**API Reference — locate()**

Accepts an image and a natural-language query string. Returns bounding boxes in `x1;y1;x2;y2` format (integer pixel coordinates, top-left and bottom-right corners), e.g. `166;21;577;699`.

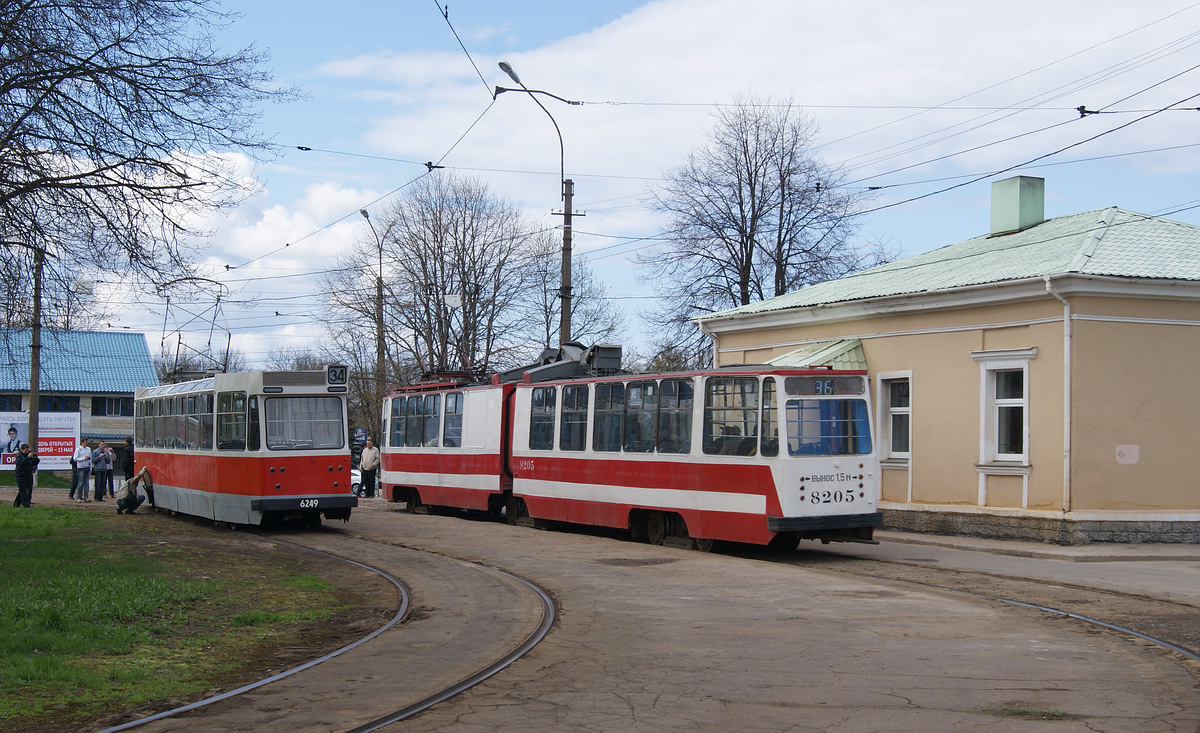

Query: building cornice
697;274;1200;336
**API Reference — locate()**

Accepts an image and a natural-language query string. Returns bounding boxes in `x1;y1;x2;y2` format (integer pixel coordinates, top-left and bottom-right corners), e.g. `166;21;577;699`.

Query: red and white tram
381;349;880;549
134;366;357;526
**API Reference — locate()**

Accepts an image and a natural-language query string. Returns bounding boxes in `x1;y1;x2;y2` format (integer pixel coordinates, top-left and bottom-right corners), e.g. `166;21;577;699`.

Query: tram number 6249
299;499;320;509
810;490;854;504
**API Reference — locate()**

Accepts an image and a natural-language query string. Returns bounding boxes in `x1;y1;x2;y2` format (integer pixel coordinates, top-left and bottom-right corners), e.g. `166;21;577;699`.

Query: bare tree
642;94;886;366
324;173;534;378
264;345;330;372
519;230;626;349
0;0;288;440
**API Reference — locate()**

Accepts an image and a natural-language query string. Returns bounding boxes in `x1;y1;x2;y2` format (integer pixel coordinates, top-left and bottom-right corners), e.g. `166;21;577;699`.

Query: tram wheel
504;494;527;525
403;488;420;514
693;537;715;553
645;511;666;545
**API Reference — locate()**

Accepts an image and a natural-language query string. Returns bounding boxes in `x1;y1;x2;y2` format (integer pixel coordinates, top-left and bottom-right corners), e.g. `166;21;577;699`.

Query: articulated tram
134;366;357;526
380;347;880;549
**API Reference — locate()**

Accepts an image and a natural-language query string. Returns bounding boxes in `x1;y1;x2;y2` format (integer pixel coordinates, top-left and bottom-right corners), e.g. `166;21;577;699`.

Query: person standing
92;441;114;501
121;436;135;486
12;444;38;508
71;438;92;502
359;438;380;498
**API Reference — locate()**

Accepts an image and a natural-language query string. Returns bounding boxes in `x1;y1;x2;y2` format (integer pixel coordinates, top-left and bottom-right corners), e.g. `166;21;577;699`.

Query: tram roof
0;329;157;394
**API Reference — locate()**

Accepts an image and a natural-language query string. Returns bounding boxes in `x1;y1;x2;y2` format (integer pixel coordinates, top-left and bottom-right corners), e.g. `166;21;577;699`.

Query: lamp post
359;209;385;397
496;61;578;347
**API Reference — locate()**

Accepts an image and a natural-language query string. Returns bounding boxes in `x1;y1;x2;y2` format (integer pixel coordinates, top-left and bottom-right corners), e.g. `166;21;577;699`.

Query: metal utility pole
496;61;583;347
360;209;385;389
558;179;574;346
29;247;44;459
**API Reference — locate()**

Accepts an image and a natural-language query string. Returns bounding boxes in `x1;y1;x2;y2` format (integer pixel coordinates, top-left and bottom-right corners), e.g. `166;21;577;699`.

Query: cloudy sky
113;0;1200;367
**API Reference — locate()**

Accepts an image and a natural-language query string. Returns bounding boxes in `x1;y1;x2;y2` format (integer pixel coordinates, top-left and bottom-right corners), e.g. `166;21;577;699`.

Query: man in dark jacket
12;444;38;507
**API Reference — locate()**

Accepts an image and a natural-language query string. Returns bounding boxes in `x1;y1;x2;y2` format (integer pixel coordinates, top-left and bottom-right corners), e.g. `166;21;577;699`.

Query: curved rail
856;570;1200;663
345;564;556;732
97;558;411;733
96;540;556;733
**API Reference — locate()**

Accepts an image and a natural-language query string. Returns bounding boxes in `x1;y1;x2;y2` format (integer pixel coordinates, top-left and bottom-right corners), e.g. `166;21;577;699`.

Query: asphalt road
77;494;1200;732
329;503;1198;732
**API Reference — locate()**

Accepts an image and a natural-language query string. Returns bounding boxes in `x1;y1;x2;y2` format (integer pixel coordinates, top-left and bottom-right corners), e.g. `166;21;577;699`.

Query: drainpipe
1044;275;1071;514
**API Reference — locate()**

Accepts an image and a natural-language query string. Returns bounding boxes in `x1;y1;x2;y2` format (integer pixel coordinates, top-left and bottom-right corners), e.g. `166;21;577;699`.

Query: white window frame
876;371;912;462
971;348;1036;467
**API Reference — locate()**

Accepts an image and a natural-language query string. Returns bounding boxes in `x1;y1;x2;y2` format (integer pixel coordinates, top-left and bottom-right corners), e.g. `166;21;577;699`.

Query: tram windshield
785;398;872;456
264;396;345;450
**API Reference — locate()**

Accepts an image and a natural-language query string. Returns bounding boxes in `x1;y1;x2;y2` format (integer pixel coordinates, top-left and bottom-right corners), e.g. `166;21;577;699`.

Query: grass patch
0;504;359;730
0;471;72;489
989;701;1080;720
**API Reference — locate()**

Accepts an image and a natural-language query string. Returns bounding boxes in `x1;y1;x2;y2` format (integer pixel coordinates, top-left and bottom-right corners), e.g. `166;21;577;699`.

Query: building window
39;395;80;412
993;370;1024;459
0;395;20;410
972;348;1036;465
92;396;134;417
881;377;911;459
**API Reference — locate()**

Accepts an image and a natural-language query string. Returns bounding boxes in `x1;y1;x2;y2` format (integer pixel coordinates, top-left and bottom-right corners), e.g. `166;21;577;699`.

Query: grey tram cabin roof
0;329;158;393
696;207;1200;322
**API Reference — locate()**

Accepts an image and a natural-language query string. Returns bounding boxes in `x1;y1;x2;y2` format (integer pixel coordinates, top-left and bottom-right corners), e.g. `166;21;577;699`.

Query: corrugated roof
768;339;867;370
699;207;1200;320
0;330;158;393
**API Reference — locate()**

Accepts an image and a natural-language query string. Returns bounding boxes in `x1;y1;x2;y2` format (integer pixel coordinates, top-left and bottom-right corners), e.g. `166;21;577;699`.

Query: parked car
350;468;362;497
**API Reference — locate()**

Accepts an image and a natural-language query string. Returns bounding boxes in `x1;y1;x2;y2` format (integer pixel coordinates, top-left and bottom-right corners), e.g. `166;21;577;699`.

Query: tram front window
265;396;345;450
785;399;872;456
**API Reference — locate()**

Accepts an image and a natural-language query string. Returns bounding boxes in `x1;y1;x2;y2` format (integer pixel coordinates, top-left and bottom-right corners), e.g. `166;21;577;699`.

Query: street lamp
360;209;385;396
496;61;578;347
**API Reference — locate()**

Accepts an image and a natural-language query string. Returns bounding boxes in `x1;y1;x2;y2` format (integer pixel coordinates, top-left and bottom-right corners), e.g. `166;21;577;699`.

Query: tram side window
761;378;779;457
559;385;588;451
217;391;247;450
785;399;872;456
185;394;199;450
154;398;165;448
405;395;423;447
443;392;463;448
703;378;760;456
592;382;624;452
390;397;405;447
657;379;693;454
247;396;261;451
529;386;556;450
623;380;658;453
422;394;441;447
172;396;184;448
200;393;214;450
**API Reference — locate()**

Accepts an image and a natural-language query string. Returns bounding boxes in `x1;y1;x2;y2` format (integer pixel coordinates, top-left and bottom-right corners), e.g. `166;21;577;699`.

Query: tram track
96;530;556;732
793;551;1200;671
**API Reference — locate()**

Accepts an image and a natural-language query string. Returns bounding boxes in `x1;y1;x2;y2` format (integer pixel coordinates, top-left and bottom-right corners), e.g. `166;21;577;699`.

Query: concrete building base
883;508;1200;545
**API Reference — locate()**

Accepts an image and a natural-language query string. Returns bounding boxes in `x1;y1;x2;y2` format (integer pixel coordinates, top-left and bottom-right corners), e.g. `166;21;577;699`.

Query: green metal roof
699;207;1200;320
768;339;867;370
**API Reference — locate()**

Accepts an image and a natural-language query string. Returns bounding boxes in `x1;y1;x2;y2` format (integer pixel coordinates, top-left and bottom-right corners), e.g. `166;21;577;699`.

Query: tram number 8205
810;490;856;504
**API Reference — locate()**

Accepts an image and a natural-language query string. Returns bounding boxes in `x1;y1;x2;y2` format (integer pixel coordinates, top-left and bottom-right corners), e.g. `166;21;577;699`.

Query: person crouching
114;477;145;515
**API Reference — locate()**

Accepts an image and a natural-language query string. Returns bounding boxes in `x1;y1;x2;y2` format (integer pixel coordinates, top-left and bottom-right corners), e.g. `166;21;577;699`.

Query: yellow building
696;177;1199;543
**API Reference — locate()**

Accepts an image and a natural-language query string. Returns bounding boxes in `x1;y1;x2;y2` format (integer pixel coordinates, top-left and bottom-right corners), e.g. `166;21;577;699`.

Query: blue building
0;329;159;448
